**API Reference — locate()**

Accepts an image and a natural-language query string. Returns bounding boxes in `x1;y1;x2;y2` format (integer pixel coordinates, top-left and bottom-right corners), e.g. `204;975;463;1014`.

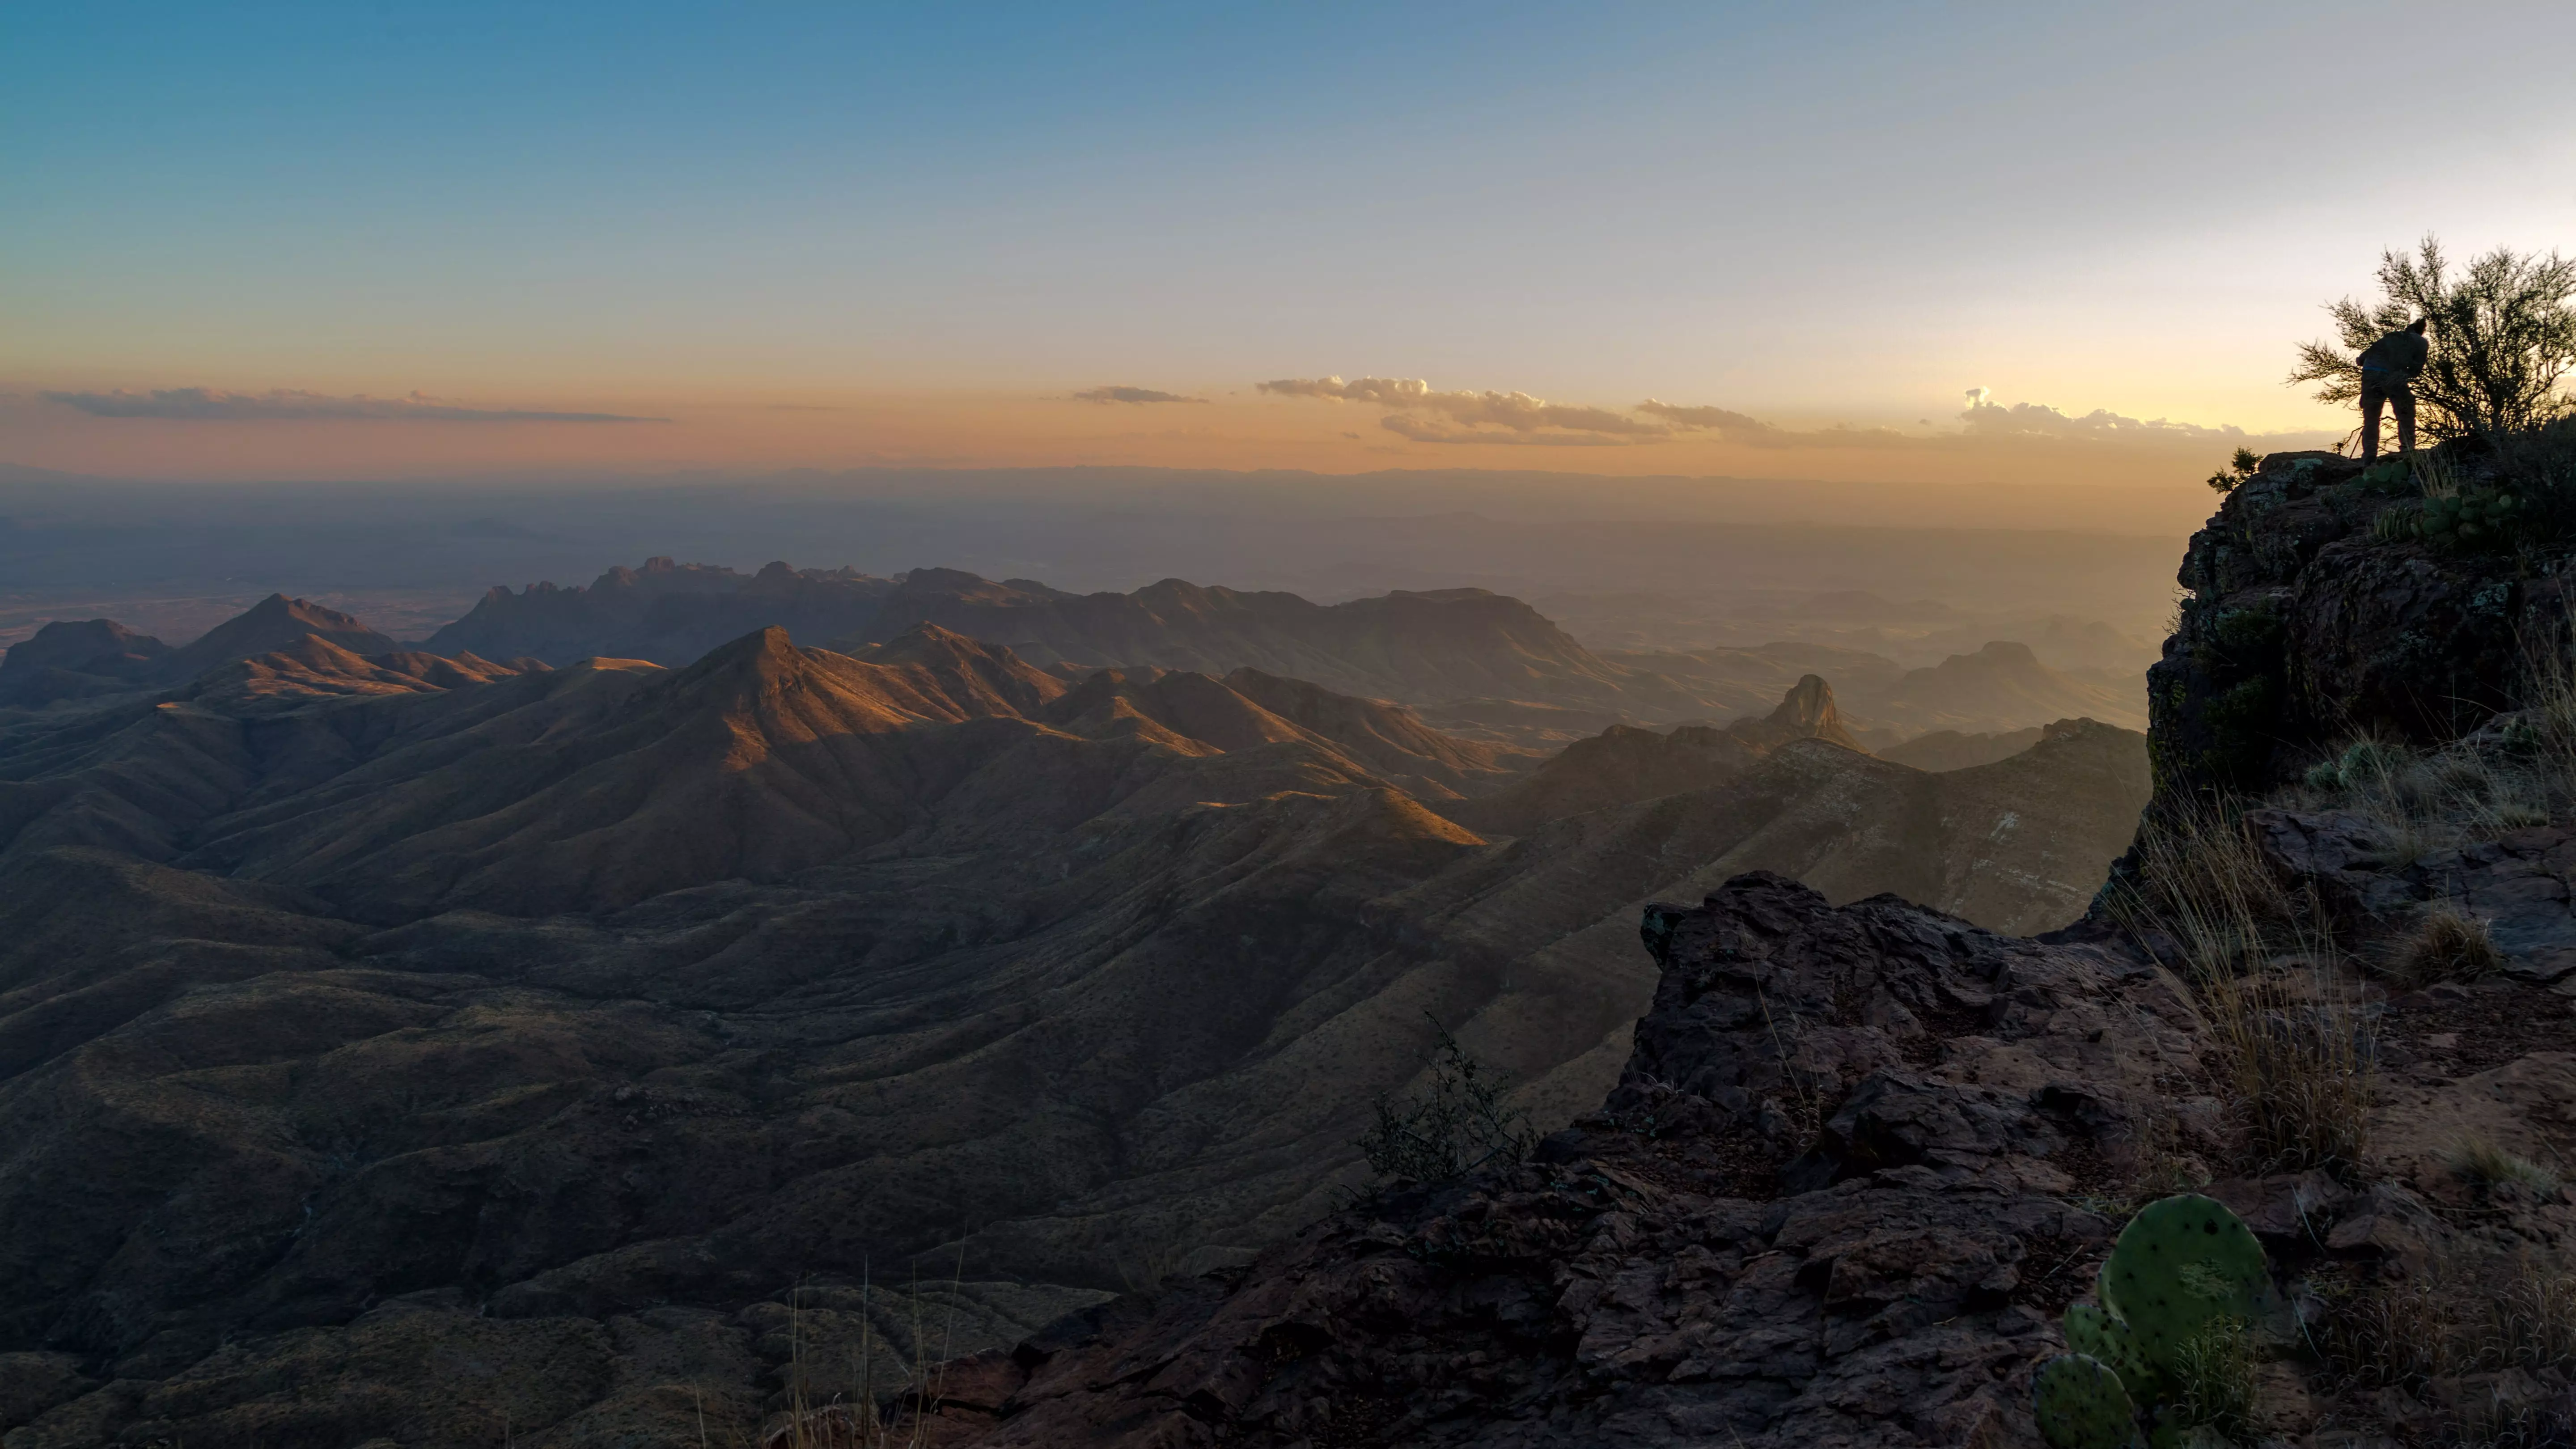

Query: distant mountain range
411;557;2145;740
0;589;2149;1438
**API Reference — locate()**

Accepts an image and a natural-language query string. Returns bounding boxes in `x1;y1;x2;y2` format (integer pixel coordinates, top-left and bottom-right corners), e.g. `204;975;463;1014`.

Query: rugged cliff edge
2152;446;2576;793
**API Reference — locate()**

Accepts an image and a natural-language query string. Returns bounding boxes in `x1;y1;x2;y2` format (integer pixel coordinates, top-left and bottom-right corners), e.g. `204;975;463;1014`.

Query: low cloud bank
1263;375;2284;450
1072;386;1206;404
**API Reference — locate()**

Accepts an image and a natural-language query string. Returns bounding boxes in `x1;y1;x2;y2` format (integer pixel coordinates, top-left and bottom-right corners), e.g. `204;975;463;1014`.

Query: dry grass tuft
2113;798;2375;1178
2318;1270;2459;1393
2390;905;2505;987
2111;792;2300;972
2453;1136;2563;1201
2204;962;2375;1176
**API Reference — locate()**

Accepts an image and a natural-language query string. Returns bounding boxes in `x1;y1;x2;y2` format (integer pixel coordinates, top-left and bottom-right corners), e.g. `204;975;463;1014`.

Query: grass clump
2390;905;2504;986
1357;1017;1537;1186
2206;964;2374;1177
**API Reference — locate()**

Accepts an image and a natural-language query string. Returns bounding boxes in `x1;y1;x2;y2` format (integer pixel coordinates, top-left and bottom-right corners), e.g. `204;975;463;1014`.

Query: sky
7;0;2576;486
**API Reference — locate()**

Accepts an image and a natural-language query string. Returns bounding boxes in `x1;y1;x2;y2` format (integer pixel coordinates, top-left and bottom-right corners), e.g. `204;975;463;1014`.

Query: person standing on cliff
2356;318;2429;460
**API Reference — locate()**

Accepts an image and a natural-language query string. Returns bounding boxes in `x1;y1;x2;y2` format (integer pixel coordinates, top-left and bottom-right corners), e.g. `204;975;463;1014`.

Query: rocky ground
884;833;2576;1449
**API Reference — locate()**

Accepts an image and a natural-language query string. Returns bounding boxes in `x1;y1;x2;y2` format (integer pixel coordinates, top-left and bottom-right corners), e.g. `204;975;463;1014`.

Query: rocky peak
1725;670;1860;750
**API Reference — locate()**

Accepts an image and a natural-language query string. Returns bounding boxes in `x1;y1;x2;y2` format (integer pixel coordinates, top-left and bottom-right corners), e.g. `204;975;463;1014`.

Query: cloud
1072;385;1205;404
1259;375;1668;444
40;387;664;423
1953;392;2250;441
1263;373;2293;453
1256;376;1432;406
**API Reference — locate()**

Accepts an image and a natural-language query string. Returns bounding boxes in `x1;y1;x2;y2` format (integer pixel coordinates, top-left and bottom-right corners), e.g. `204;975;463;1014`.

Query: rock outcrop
2152;447;2576;792
914;872;2207;1448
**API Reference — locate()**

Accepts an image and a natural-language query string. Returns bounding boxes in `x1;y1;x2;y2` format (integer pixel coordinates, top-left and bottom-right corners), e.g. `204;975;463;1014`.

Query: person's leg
2361;386;2385;460
2393;386;2416;456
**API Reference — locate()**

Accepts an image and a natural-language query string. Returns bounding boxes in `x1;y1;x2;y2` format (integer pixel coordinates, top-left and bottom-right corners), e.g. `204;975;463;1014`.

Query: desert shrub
1357;1019;1537;1185
2290;237;2576;442
2391;906;2504;986
2495;416;2576;534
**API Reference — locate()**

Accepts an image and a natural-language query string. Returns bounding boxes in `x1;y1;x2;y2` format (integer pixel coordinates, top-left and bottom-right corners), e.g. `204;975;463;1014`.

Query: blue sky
8;1;2576;479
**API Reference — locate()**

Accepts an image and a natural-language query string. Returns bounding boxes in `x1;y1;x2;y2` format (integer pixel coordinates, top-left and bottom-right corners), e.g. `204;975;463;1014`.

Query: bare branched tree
2289;236;2576;441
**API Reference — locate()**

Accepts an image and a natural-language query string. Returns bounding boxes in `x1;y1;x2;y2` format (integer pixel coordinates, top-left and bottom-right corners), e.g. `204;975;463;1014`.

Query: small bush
2207;446;2262;494
1357;1019;1537;1186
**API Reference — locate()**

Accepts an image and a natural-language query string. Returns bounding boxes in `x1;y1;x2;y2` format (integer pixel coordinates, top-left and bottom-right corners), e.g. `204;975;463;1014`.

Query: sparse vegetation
761;1272;963;1449
2296;728;2554;864
2317;1267;2457;1394
2290;237;2576;442
1356;1017;1538;1186
2317;1251;2576;1447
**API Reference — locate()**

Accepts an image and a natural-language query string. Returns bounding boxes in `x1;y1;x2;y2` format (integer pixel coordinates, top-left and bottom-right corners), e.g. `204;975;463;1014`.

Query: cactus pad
2064;1301;2159;1399
2100;1195;2266;1373
2034;1353;2139;1449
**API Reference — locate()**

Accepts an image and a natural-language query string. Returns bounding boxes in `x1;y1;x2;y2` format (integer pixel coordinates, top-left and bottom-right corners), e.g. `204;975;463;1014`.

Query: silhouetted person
2357;318;2428;461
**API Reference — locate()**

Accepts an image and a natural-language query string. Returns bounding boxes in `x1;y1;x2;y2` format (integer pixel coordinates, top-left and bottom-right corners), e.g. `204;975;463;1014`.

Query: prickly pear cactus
2034;1353;2140;1449
2099;1194;2267;1374
2415;487;2527;551
2066;1300;2160;1399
